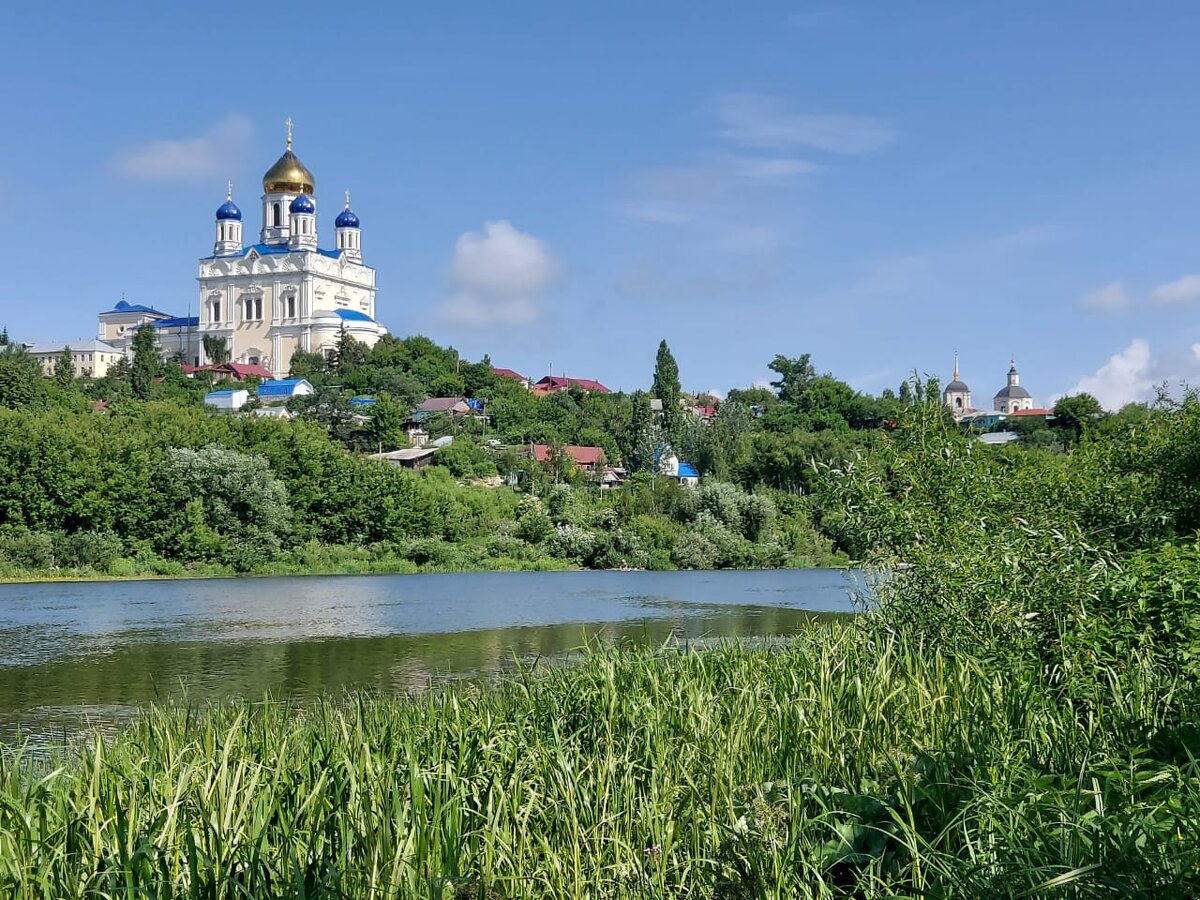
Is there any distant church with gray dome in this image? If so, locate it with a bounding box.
[943,355,1036,419]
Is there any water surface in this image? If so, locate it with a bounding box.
[0,569,861,744]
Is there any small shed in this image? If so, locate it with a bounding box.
[368,447,439,471]
[204,388,249,411]
[256,378,314,404]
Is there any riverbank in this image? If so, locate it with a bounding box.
[0,537,848,585]
[0,627,1193,897]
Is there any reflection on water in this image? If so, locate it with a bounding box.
[0,569,861,744]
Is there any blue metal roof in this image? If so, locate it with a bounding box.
[257,378,309,397]
[334,308,374,322]
[289,194,315,214]
[335,208,360,228]
[677,462,700,478]
[202,243,347,261]
[153,316,199,329]
[216,200,242,221]
[205,390,241,397]
[105,300,170,316]
[349,396,376,407]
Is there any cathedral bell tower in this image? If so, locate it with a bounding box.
[260,118,316,246]
[335,191,362,262]
[213,181,243,256]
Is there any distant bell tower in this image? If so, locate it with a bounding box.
[213,181,243,256]
[942,351,972,417]
[260,117,316,246]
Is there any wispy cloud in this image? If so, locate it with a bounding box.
[715,92,896,155]
[436,220,561,329]
[1079,281,1130,312]
[1151,274,1200,305]
[114,115,252,182]
[730,156,822,181]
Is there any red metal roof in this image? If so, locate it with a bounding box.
[527,444,608,466]
[198,362,273,379]
[490,367,527,382]
[1010,408,1052,416]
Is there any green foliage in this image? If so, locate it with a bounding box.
[201,333,230,364]
[52,347,74,388]
[1053,392,1103,446]
[430,438,496,479]
[130,325,160,400]
[652,339,683,440]
[157,446,292,570]
[0,634,1191,896]
[0,344,39,410]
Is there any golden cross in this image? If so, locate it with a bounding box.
[285,116,293,149]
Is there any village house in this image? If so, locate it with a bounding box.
[530,376,611,396]
[28,340,124,378]
[193,361,274,382]
[521,444,609,473]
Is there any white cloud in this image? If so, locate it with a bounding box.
[1151,274,1200,305]
[115,115,253,182]
[1192,342,1200,363]
[436,220,560,329]
[1064,339,1154,410]
[715,92,895,155]
[1079,281,1129,312]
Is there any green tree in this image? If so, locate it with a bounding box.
[130,325,161,400]
[53,347,75,388]
[768,354,816,403]
[0,344,39,409]
[626,390,657,472]
[332,326,369,374]
[651,340,683,440]
[288,348,328,381]
[157,446,292,570]
[202,334,230,364]
[1053,393,1104,447]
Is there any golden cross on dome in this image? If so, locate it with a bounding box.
[285,116,293,149]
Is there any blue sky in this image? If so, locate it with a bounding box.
[3,2,1200,408]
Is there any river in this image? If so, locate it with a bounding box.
[0,568,863,745]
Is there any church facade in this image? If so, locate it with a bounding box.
[98,122,387,376]
[943,356,1037,418]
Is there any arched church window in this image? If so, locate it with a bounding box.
[273,203,281,227]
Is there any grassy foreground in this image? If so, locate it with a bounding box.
[1,624,1196,898]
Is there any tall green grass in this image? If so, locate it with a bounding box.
[1,624,1196,897]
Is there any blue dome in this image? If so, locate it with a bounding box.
[335,207,360,228]
[215,200,242,221]
[289,193,315,214]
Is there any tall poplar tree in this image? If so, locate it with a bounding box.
[131,325,160,400]
[54,346,75,387]
[651,339,683,441]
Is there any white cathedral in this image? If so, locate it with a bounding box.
[98,121,387,376]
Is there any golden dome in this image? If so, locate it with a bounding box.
[262,149,315,194]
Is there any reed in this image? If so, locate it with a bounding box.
[0,623,1195,897]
